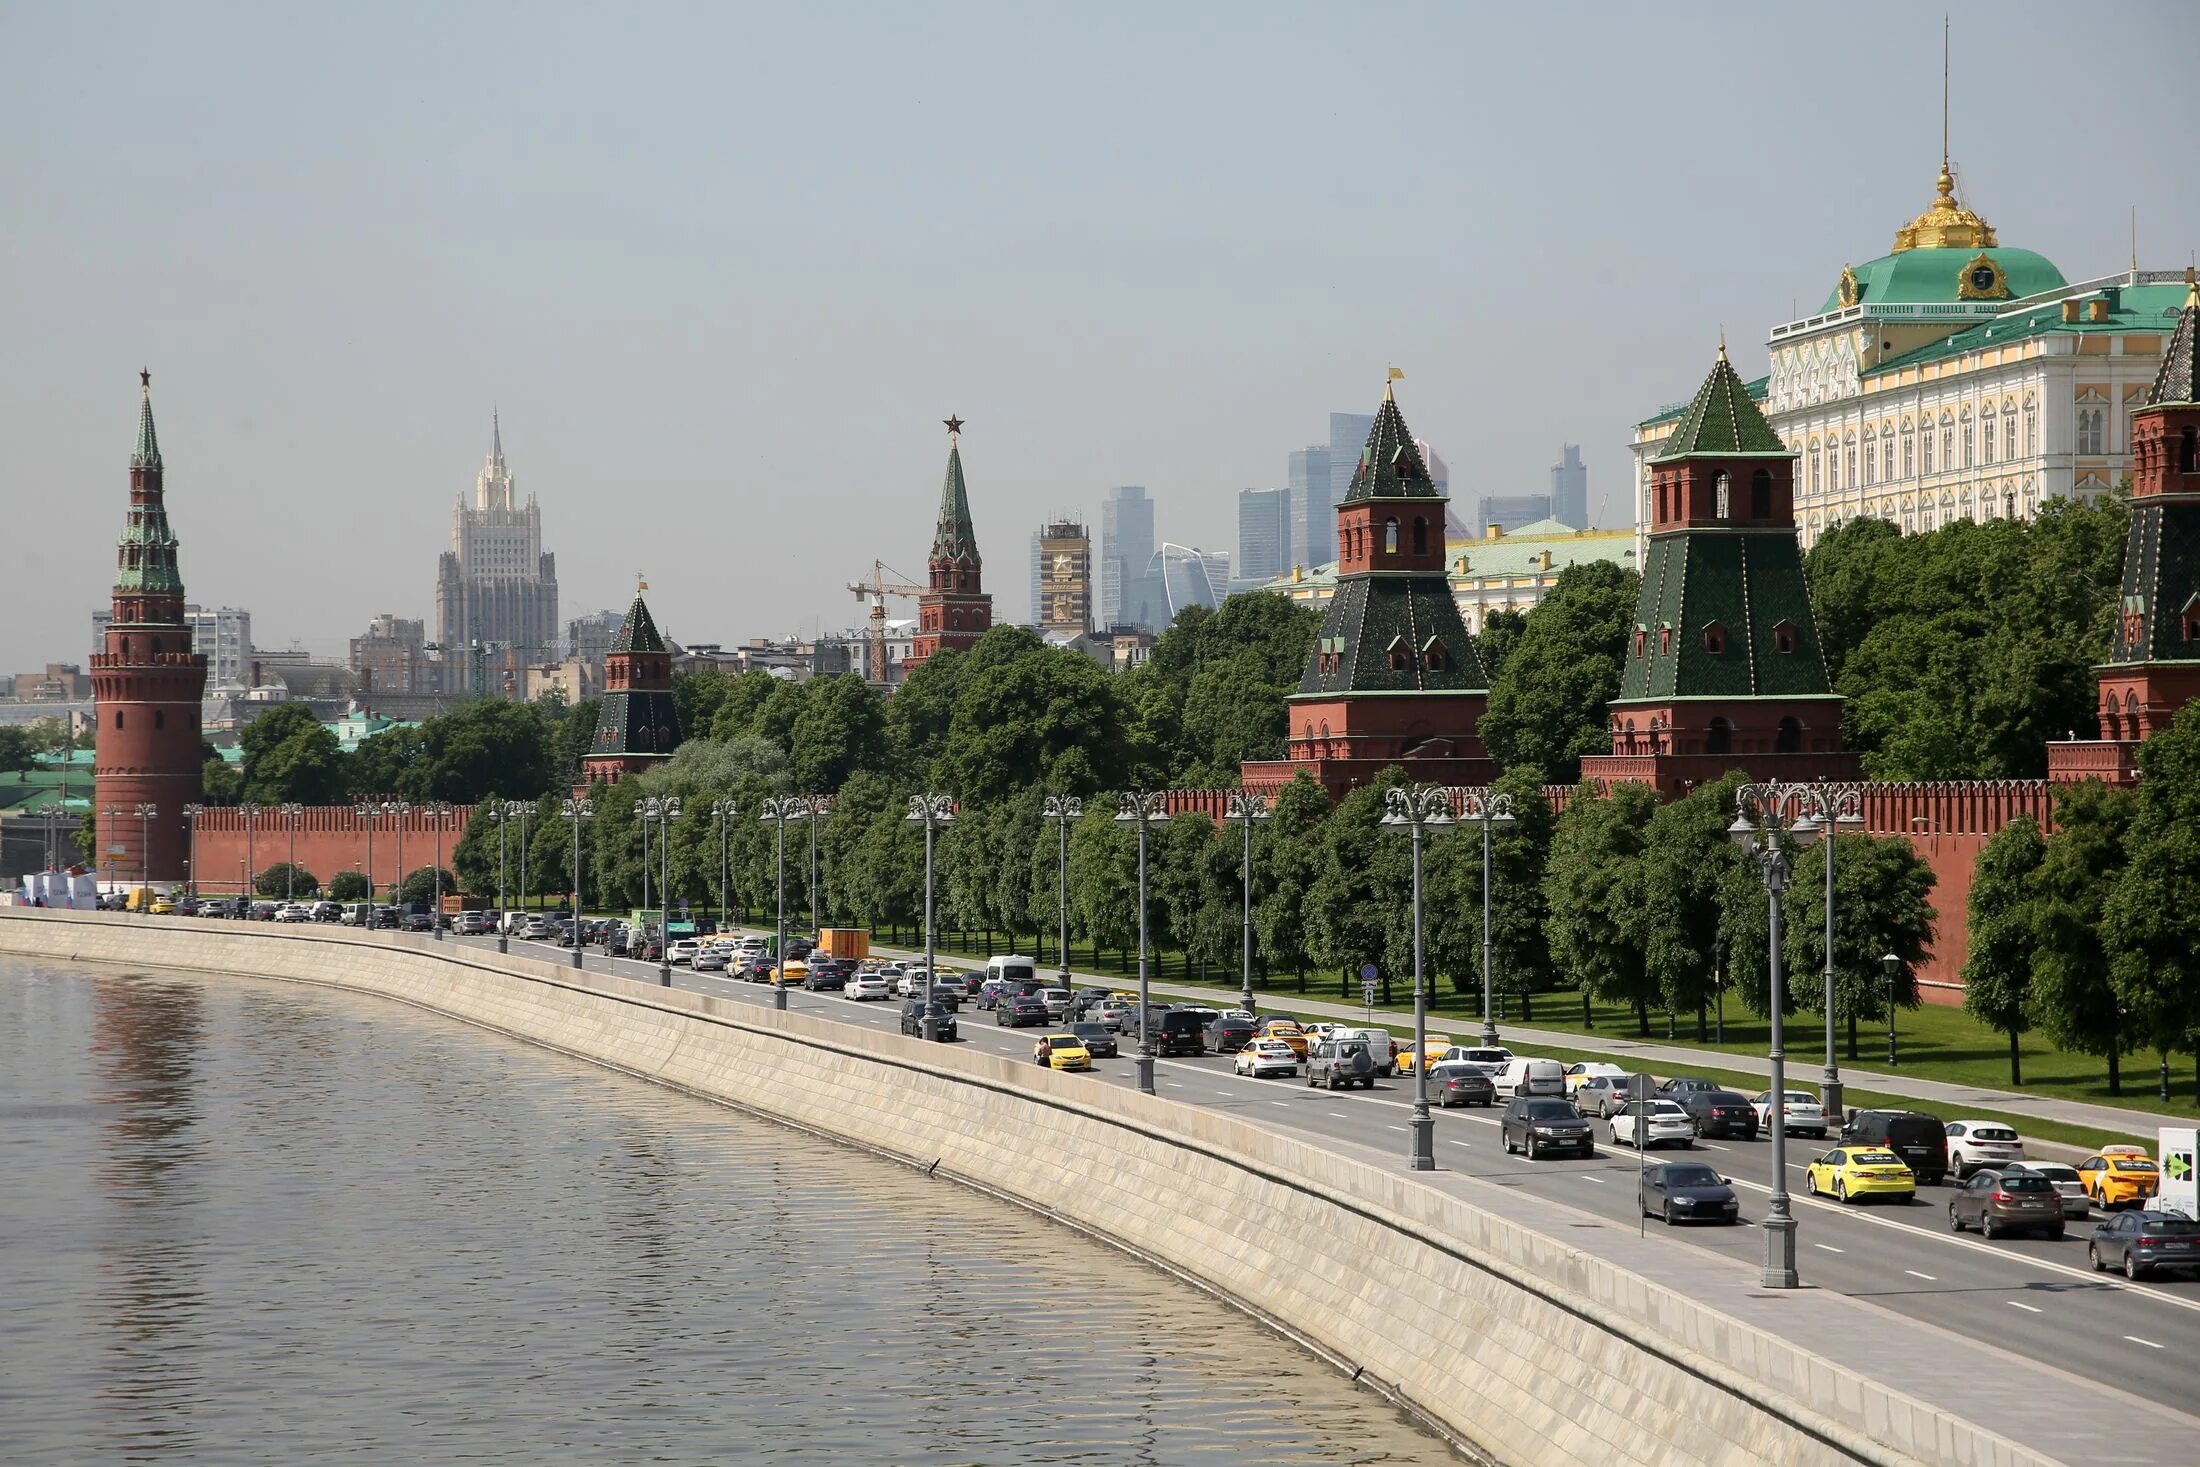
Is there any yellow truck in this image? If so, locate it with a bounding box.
[816,927,870,961]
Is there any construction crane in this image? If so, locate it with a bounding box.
[845,560,927,683]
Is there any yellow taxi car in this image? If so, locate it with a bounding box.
[770,961,810,987]
[1034,1033,1092,1072]
[1394,1037,1453,1076]
[2076,1146,2160,1211]
[1803,1146,1916,1205]
[1258,1020,1310,1059]
[148,895,177,915]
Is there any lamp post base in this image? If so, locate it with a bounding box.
[1821,1077,1844,1122]
[1760,1211,1799,1289]
[659,965,672,987]
[1408,1109,1435,1170]
[1135,1053,1156,1095]
[1479,1022,1499,1047]
[777,986,788,1013]
[569,948,582,970]
[498,936,508,955]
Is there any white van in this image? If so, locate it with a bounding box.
[984,955,1039,991]
[1493,1056,1566,1097]
[1337,1028,1398,1077]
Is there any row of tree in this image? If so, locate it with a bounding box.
[1962,703,2200,1094]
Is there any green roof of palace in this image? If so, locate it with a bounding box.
[1819,246,2068,314]
[1867,280,2192,378]
[932,440,980,562]
[1653,351,1790,461]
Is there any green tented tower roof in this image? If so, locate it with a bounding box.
[1654,347,1791,462]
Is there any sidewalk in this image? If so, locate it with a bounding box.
[831,927,2179,1142]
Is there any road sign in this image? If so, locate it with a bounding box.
[2161,1127,2198,1219]
[1359,962,1379,981]
[1627,1072,1657,1102]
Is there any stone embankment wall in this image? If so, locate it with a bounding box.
[0,910,2049,1467]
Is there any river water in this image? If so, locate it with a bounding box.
[0,959,1452,1464]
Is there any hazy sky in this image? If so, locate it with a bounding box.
[7,1,2198,669]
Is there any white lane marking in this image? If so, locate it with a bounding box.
[1388,1126,1408,1133]
[2125,1334,2163,1349]
[1328,1113,1350,1119]
[1904,1270,1937,1281]
[1271,1101,1292,1108]
[2008,1301,2043,1314]
[1814,1243,1845,1254]
[1698,1143,1732,1152]
[1579,1176,1605,1185]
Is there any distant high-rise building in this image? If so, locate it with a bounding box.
[349,614,428,696]
[434,415,559,693]
[1031,518,1094,634]
[1100,486,1164,631]
[94,603,250,690]
[1327,409,1375,516]
[1234,487,1291,592]
[1151,544,1229,618]
[566,608,625,683]
[1476,492,1554,536]
[1419,441,1450,500]
[1287,446,1331,569]
[1551,443,1588,527]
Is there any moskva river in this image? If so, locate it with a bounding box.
[0,959,1451,1464]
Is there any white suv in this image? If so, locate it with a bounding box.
[1943,1119,2026,1177]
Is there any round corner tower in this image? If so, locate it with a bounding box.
[92,371,208,885]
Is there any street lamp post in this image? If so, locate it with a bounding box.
[388,800,412,915]
[1221,792,1270,1017]
[635,796,681,984]
[133,802,159,890]
[182,803,203,899]
[1456,788,1516,1046]
[563,798,593,969]
[906,795,956,1043]
[512,800,532,916]
[101,805,122,896]
[240,803,262,898]
[1041,795,1083,987]
[709,799,737,931]
[1115,792,1169,1096]
[492,803,514,953]
[353,801,376,915]
[1382,785,1456,1172]
[759,797,801,1012]
[279,802,303,900]
[1797,784,1865,1117]
[1729,781,1825,1290]
[1883,952,1901,1067]
[425,802,452,939]
[1713,937,1727,1046]
[801,795,831,936]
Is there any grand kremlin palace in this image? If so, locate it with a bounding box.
[1633,160,2192,548]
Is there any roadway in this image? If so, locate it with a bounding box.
[463,930,2200,1423]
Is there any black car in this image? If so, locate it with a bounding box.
[1840,1109,1950,1185]
[1430,1061,1496,1108]
[1659,1077,1722,1099]
[1639,1162,1741,1225]
[1206,1017,1256,1053]
[401,911,435,932]
[996,995,1049,1027]
[1070,986,1111,1018]
[2089,1210,2200,1278]
[1501,1097,1594,1159]
[1671,1087,1759,1140]
[900,1000,958,1041]
[1069,1022,1119,1059]
[1119,1001,1168,1037]
[804,965,849,992]
[1155,1010,1207,1057]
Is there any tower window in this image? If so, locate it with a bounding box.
[2181,426,2198,474]
[1421,636,1446,670]
[114,710,124,729]
[1702,622,1726,655]
[1776,716,1802,753]
[1412,516,1427,555]
[1751,468,1773,519]
[1386,636,1409,671]
[1384,518,1399,554]
[1714,471,1731,519]
[1634,627,1646,657]
[154,709,165,730]
[1658,625,1672,654]
[1773,620,1798,654]
[1706,718,1733,755]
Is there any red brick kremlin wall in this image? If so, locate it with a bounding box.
[190,805,475,896]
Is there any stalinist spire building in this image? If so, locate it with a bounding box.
[433,415,559,694]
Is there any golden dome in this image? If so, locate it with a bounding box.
[1892,164,1997,253]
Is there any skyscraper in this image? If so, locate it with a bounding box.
[434,415,559,693]
[1100,485,1162,630]
[1476,492,1553,536]
[1031,518,1093,634]
[1287,446,1331,570]
[1327,409,1376,516]
[1551,443,1588,527]
[1152,544,1229,617]
[1234,487,1290,591]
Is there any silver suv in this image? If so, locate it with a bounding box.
[1306,1039,1377,1090]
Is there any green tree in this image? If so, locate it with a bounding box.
[0,725,37,773]
[2028,779,2138,1092]
[1961,814,2047,1085]
[398,865,457,907]
[2105,704,2200,1098]
[253,862,319,898]
[1177,651,1292,785]
[819,770,893,926]
[239,704,350,804]
[1781,833,1937,1060]
[1253,774,1328,991]
[1625,774,1746,1037]
[1473,607,1529,683]
[327,869,372,901]
[704,671,783,743]
[788,675,889,793]
[1067,800,1137,967]
[933,643,1127,802]
[1308,778,1406,999]
[1479,560,1637,780]
[1431,769,1556,1019]
[1543,782,1657,1026]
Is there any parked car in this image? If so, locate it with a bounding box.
[1638,1161,1741,1226]
[1670,1088,1759,1140]
[1610,1100,1696,1149]
[2001,1161,2092,1218]
[1943,1119,2027,1178]
[1752,1090,1828,1139]
[1430,1061,1496,1108]
[1500,1098,1594,1159]
[1068,1022,1119,1059]
[996,995,1050,1027]
[2088,1210,2200,1278]
[1946,1167,2065,1239]
[1234,1039,1298,1079]
[845,973,894,1001]
[2076,1147,2160,1211]
[1838,1109,1948,1184]
[1155,1010,1208,1057]
[1803,1146,1915,1205]
[1206,1016,1257,1053]
[900,1000,958,1042]
[1306,1038,1377,1090]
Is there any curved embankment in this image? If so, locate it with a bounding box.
[0,910,2046,1467]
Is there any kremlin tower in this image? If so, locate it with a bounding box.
[579,581,681,789]
[91,371,209,886]
[906,417,991,671]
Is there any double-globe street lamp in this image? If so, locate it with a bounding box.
[1792,784,1865,1117]
[636,796,681,985]
[423,802,455,940]
[709,798,738,930]
[386,800,413,913]
[801,795,831,936]
[1728,781,1824,1290]
[1382,785,1455,1172]
[490,802,519,953]
[906,795,956,1043]
[562,797,593,969]
[1115,792,1169,1097]
[1041,795,1082,986]
[1221,792,1270,1018]
[239,802,262,898]
[1455,788,1516,1047]
[758,796,804,1013]
[279,802,303,901]
[181,802,204,899]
